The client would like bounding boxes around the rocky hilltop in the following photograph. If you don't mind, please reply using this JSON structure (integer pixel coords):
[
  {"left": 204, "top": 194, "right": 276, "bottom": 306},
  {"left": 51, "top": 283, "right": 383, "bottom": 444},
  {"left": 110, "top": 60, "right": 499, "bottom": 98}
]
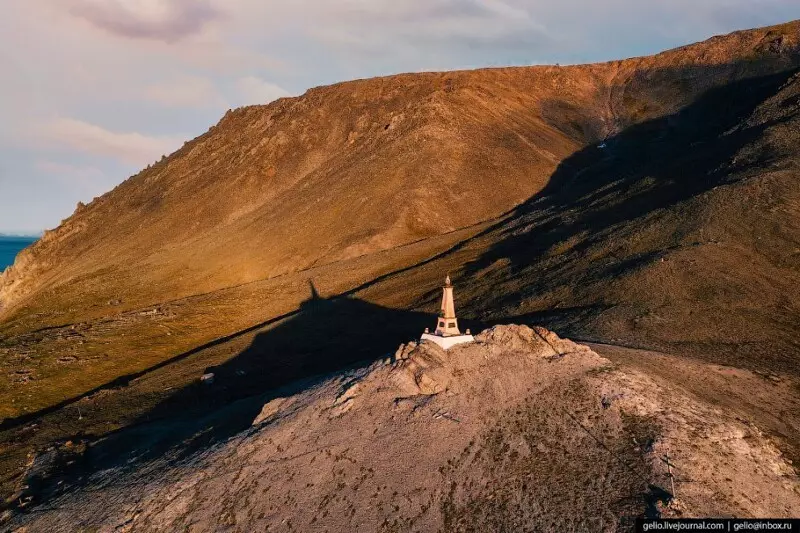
[{"left": 8, "top": 326, "right": 797, "bottom": 531}]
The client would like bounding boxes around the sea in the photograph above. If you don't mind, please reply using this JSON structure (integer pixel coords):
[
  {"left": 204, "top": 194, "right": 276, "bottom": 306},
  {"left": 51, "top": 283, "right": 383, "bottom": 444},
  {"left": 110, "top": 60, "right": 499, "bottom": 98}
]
[{"left": 0, "top": 236, "right": 38, "bottom": 271}]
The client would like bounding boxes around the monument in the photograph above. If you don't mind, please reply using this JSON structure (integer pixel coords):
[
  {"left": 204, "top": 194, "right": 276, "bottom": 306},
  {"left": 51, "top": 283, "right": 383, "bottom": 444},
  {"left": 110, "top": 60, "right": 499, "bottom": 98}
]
[{"left": 420, "top": 275, "right": 475, "bottom": 350}]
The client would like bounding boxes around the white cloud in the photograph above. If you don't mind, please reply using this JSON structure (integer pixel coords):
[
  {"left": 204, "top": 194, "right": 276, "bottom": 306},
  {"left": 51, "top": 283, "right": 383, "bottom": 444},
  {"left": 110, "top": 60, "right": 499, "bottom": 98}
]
[
  {"left": 234, "top": 76, "right": 292, "bottom": 105},
  {"left": 39, "top": 118, "right": 185, "bottom": 166},
  {"left": 263, "top": 0, "right": 549, "bottom": 69},
  {"left": 314, "top": 0, "right": 545, "bottom": 44},
  {"left": 64, "top": 0, "right": 221, "bottom": 42},
  {"left": 35, "top": 160, "right": 105, "bottom": 179}
]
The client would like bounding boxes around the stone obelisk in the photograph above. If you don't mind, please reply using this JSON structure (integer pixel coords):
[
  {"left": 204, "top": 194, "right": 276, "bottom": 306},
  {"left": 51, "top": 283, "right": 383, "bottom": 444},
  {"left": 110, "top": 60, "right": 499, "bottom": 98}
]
[
  {"left": 435, "top": 275, "right": 461, "bottom": 336},
  {"left": 421, "top": 275, "right": 475, "bottom": 350}
]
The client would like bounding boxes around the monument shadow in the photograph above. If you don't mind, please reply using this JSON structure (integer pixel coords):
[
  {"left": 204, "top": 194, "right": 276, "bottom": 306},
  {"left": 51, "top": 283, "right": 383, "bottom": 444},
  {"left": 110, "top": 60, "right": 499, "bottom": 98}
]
[{"left": 18, "top": 287, "right": 475, "bottom": 510}]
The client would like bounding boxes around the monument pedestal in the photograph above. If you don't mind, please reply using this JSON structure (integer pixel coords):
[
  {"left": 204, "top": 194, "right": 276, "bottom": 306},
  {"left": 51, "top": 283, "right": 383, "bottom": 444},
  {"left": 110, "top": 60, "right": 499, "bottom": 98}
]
[{"left": 420, "top": 333, "right": 474, "bottom": 350}]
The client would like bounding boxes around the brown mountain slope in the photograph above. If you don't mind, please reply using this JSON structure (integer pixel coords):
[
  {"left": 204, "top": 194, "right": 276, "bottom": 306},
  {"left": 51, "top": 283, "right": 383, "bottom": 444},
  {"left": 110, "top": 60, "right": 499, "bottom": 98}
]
[
  {"left": 0, "top": 68, "right": 591, "bottom": 321},
  {"left": 1, "top": 21, "right": 798, "bottom": 327},
  {"left": 0, "top": 21, "right": 797, "bottom": 420}
]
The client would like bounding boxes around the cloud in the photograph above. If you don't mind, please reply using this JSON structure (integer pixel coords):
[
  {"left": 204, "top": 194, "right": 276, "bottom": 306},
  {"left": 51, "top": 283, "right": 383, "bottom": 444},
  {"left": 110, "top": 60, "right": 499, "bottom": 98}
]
[
  {"left": 143, "top": 75, "right": 227, "bottom": 109},
  {"left": 40, "top": 118, "right": 185, "bottom": 166},
  {"left": 234, "top": 76, "right": 292, "bottom": 105},
  {"left": 65, "top": 0, "right": 221, "bottom": 42}
]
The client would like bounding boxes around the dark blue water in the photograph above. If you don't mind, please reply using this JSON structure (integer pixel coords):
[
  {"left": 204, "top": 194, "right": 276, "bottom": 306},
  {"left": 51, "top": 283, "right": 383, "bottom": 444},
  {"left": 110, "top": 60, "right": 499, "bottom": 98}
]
[{"left": 0, "top": 237, "right": 37, "bottom": 271}]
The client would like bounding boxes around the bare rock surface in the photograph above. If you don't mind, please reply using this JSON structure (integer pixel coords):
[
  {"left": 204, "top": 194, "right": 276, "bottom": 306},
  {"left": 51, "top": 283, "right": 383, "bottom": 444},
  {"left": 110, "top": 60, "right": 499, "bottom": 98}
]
[{"left": 10, "top": 326, "right": 798, "bottom": 532}]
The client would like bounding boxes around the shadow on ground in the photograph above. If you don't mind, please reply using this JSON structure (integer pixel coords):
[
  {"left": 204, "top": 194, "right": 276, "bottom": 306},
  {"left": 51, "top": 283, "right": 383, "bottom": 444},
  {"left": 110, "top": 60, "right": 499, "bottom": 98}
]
[
  {"left": 16, "top": 286, "right": 485, "bottom": 512},
  {"left": 472, "top": 69, "right": 797, "bottom": 275}
]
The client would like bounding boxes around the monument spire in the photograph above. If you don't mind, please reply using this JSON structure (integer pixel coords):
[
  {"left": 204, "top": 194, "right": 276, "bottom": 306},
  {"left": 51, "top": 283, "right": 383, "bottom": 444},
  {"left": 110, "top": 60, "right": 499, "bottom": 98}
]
[
  {"left": 436, "top": 274, "right": 460, "bottom": 336},
  {"left": 420, "top": 274, "right": 475, "bottom": 350}
]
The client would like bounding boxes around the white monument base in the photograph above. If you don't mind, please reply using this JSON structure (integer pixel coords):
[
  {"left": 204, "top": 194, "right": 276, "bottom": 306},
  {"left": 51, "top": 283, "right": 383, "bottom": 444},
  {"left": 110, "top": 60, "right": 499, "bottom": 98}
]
[{"left": 420, "top": 333, "right": 475, "bottom": 350}]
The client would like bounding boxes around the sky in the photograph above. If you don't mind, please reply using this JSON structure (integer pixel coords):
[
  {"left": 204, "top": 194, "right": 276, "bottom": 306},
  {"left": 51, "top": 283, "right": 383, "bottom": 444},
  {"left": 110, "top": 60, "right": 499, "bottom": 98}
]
[{"left": 1, "top": 1, "right": 798, "bottom": 234}]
